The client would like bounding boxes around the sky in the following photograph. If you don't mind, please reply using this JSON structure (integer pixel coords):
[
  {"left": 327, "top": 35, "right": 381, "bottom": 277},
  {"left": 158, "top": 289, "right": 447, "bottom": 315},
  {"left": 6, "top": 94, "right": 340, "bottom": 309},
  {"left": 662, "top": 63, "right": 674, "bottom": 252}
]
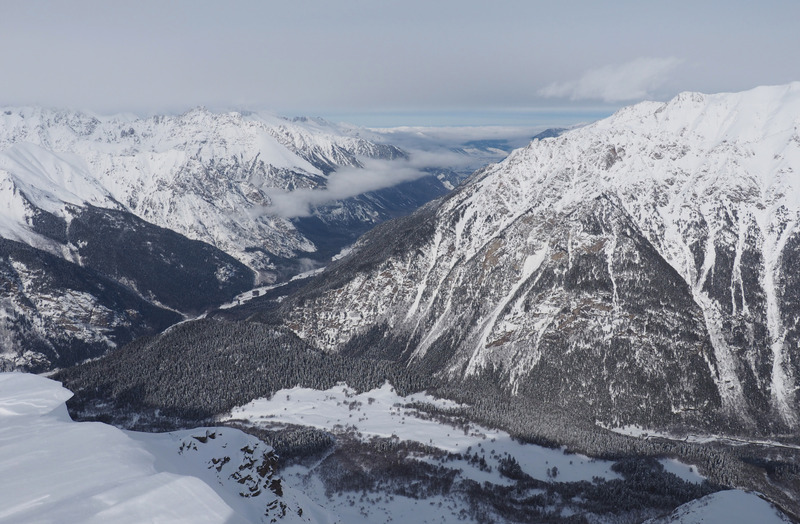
[{"left": 1, "top": 0, "right": 799, "bottom": 126}]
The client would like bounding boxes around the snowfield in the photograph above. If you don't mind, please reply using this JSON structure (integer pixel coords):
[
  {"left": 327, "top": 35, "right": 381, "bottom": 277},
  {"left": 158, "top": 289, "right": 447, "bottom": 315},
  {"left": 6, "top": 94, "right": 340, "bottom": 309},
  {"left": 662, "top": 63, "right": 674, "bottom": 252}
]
[
  {"left": 223, "top": 383, "right": 794, "bottom": 524},
  {"left": 644, "top": 490, "right": 792, "bottom": 523},
  {"left": 224, "top": 382, "right": 623, "bottom": 484}
]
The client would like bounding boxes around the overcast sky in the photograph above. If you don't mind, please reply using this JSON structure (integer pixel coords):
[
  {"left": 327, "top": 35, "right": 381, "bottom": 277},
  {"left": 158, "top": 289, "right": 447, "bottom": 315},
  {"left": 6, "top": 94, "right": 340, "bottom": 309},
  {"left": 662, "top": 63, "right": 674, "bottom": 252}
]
[{"left": 1, "top": 0, "right": 798, "bottom": 126}]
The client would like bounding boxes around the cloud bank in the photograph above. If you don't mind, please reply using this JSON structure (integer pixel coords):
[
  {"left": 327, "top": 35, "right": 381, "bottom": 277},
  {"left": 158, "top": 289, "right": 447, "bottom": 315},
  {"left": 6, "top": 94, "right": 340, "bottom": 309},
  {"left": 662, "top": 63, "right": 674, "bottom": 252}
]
[
  {"left": 265, "top": 151, "right": 466, "bottom": 218},
  {"left": 538, "top": 57, "right": 683, "bottom": 102}
]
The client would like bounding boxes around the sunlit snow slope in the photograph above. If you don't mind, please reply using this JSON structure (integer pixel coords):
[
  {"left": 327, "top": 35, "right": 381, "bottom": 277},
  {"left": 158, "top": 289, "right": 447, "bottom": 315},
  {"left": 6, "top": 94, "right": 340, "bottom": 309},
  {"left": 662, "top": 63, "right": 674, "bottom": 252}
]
[
  {"left": 644, "top": 489, "right": 791, "bottom": 524},
  {"left": 0, "top": 372, "right": 330, "bottom": 524}
]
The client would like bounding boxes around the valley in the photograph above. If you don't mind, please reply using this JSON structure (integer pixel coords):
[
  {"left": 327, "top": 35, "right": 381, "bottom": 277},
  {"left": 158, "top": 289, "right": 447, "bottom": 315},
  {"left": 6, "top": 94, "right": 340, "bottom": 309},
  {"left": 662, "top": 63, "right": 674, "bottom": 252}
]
[{"left": 0, "top": 108, "right": 528, "bottom": 371}]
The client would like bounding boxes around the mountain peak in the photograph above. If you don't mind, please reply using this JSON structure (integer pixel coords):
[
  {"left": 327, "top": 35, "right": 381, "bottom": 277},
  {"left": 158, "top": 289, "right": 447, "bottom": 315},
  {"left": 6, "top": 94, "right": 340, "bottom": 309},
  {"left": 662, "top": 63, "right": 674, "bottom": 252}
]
[{"left": 598, "top": 82, "right": 800, "bottom": 146}]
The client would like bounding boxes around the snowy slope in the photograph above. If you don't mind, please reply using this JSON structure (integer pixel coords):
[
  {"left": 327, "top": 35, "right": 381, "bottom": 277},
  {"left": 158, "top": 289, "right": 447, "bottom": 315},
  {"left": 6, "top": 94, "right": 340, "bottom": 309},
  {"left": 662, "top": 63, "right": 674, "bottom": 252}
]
[
  {"left": 0, "top": 372, "right": 330, "bottom": 524},
  {"left": 223, "top": 383, "right": 622, "bottom": 484},
  {"left": 277, "top": 83, "right": 800, "bottom": 435}
]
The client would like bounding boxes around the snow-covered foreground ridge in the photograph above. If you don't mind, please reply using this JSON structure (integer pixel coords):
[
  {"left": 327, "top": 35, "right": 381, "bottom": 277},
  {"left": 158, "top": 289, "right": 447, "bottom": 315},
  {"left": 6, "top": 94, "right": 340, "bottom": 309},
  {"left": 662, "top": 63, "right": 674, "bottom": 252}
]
[
  {"left": 281, "top": 83, "right": 800, "bottom": 433},
  {"left": 643, "top": 489, "right": 792, "bottom": 524},
  {"left": 0, "top": 373, "right": 329, "bottom": 523},
  {"left": 0, "top": 107, "right": 405, "bottom": 275}
]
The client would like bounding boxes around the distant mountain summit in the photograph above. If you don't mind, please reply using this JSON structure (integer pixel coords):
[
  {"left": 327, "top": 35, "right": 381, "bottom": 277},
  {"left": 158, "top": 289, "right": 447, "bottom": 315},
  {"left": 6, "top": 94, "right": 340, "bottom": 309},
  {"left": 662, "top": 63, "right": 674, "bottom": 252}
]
[
  {"left": 531, "top": 127, "right": 567, "bottom": 140},
  {"left": 274, "top": 83, "right": 800, "bottom": 436}
]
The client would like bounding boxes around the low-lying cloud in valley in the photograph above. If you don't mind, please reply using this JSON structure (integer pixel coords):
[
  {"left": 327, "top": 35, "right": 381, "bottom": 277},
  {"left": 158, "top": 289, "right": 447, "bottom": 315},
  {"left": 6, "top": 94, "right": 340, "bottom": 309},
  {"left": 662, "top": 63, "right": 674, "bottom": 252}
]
[{"left": 265, "top": 151, "right": 468, "bottom": 218}]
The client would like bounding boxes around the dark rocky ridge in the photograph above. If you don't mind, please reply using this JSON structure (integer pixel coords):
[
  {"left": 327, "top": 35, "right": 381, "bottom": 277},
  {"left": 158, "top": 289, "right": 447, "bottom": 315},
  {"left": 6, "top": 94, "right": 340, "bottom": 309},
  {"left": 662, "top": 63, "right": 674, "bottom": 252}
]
[
  {"left": 64, "top": 205, "right": 255, "bottom": 315},
  {"left": 1, "top": 201, "right": 255, "bottom": 371}
]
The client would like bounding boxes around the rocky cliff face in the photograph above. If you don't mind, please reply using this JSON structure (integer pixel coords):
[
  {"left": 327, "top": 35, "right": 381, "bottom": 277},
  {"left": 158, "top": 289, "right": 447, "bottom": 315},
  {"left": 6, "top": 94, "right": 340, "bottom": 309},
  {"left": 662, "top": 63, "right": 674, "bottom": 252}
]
[{"left": 277, "top": 83, "right": 800, "bottom": 436}]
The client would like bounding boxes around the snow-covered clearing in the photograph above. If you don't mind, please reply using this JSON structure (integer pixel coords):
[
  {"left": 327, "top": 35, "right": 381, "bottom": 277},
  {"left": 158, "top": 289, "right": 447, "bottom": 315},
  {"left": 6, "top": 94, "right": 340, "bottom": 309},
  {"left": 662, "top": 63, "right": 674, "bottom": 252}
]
[{"left": 224, "top": 382, "right": 622, "bottom": 484}]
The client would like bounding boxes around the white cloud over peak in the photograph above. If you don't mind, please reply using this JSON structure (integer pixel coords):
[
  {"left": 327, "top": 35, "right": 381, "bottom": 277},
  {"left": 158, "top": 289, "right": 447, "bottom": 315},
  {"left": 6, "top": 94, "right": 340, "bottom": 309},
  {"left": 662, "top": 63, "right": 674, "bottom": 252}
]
[{"left": 538, "top": 57, "right": 683, "bottom": 102}]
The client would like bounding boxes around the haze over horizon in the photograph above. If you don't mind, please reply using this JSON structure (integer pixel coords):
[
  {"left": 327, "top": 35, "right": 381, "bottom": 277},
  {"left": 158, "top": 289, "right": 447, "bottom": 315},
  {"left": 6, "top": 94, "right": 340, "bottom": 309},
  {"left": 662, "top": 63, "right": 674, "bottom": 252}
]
[{"left": 1, "top": 0, "right": 798, "bottom": 126}]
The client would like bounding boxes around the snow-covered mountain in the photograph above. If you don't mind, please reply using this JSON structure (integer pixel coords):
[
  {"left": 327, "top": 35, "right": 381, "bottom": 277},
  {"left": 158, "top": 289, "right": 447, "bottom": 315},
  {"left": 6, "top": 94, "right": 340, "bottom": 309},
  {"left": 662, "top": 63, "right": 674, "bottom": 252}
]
[
  {"left": 0, "top": 372, "right": 331, "bottom": 523},
  {"left": 274, "top": 83, "right": 800, "bottom": 436},
  {"left": 0, "top": 107, "right": 416, "bottom": 277},
  {"left": 0, "top": 107, "right": 464, "bottom": 370}
]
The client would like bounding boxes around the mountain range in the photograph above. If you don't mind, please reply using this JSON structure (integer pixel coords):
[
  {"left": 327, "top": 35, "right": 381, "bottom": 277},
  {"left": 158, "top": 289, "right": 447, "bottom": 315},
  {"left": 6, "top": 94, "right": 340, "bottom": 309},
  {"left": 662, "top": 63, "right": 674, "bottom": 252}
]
[
  {"left": 8, "top": 84, "right": 800, "bottom": 522},
  {"left": 0, "top": 108, "right": 472, "bottom": 370}
]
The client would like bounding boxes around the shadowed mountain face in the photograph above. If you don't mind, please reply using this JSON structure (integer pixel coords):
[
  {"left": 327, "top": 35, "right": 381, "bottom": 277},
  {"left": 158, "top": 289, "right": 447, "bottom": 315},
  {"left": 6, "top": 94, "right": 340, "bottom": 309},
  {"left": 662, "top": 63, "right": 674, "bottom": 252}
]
[
  {"left": 271, "top": 84, "right": 800, "bottom": 436},
  {"left": 0, "top": 237, "right": 181, "bottom": 372},
  {"left": 0, "top": 199, "right": 260, "bottom": 371},
  {"left": 63, "top": 206, "right": 255, "bottom": 315}
]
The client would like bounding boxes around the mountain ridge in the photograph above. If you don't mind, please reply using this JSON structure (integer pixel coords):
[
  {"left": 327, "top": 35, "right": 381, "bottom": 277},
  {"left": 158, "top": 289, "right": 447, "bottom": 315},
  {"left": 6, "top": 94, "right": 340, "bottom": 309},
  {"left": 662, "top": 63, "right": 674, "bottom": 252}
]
[
  {"left": 0, "top": 106, "right": 466, "bottom": 274},
  {"left": 271, "top": 83, "right": 800, "bottom": 435}
]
